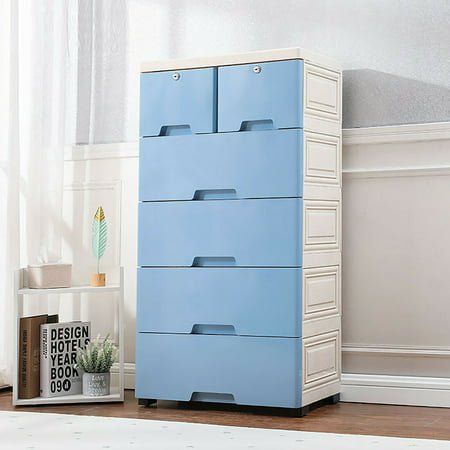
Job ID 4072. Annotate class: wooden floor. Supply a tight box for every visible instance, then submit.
[1,389,450,441]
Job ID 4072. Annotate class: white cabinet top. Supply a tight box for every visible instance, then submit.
[141,47,341,73]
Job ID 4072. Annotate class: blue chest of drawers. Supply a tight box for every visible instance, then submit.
[136,48,342,413]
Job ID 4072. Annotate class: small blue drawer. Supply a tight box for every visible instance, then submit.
[218,60,303,132]
[139,129,303,201]
[138,198,302,267]
[137,267,302,337]
[136,333,302,408]
[140,67,217,137]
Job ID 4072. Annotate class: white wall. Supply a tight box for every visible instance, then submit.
[75,0,450,143]
[64,122,450,405]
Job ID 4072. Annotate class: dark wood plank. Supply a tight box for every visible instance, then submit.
[1,389,450,441]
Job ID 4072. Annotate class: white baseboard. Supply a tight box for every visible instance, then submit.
[342,373,450,408]
[112,365,450,408]
[111,362,136,390]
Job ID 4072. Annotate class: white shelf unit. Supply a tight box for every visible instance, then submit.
[12,267,125,406]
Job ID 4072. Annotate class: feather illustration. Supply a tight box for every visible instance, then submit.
[92,206,107,274]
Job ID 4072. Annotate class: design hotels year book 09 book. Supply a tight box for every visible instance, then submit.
[40,321,91,397]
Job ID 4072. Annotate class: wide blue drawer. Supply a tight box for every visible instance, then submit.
[139,129,303,201]
[136,333,302,408]
[218,60,303,132]
[137,267,302,337]
[140,67,217,137]
[138,198,302,267]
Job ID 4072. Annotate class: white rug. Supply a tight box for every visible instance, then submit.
[1,411,449,450]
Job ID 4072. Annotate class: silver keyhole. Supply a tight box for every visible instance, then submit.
[172,72,180,81]
[253,65,261,74]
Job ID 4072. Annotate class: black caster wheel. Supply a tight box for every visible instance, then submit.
[138,398,157,407]
[329,393,340,405]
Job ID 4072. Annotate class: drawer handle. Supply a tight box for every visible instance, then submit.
[253,65,261,74]
[191,324,236,335]
[190,392,235,403]
[192,256,236,267]
[239,119,274,131]
[193,189,237,200]
[159,125,192,136]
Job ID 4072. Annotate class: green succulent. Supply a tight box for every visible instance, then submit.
[76,334,118,373]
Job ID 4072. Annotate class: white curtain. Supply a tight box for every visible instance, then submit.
[0,1,77,386]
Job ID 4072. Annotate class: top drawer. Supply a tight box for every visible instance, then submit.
[218,60,303,132]
[140,68,217,137]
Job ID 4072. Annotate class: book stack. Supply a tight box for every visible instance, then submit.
[18,316,90,399]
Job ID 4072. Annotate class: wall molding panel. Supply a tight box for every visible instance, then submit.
[343,166,450,179]
[343,344,450,358]
[342,120,450,407]
[343,121,450,145]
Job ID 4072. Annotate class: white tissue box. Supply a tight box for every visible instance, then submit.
[27,263,72,289]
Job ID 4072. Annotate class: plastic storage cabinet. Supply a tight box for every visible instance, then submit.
[137,48,342,415]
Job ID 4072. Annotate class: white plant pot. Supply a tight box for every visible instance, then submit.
[82,372,110,396]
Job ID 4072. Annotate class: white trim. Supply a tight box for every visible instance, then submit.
[111,362,135,390]
[343,121,450,145]
[140,47,341,73]
[341,373,450,408]
[342,344,450,358]
[64,142,138,161]
[343,166,450,179]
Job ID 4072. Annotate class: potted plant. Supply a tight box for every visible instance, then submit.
[76,334,118,396]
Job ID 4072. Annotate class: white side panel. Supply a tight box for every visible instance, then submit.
[303,315,340,338]
[303,250,341,268]
[303,184,341,201]
[304,132,341,186]
[304,115,341,137]
[303,265,340,321]
[303,200,340,251]
[304,64,341,121]
[302,380,340,407]
[301,57,342,407]
[303,331,340,391]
